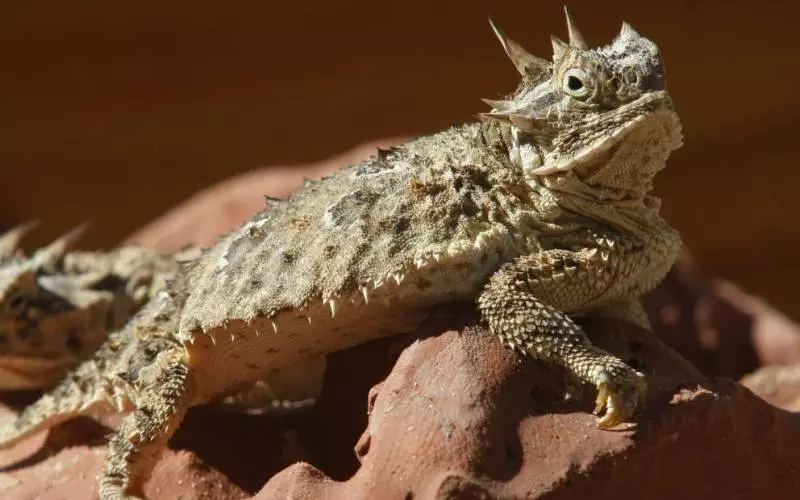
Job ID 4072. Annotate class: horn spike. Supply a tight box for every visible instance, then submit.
[488,17,549,77]
[479,111,513,124]
[0,220,39,260]
[563,6,588,49]
[620,21,642,39]
[32,223,88,267]
[551,35,569,62]
[481,98,513,111]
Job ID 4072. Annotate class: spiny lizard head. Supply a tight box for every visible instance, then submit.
[0,225,111,382]
[483,8,683,200]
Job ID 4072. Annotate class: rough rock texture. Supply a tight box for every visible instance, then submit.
[0,404,248,499]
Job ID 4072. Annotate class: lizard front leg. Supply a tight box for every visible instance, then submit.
[477,237,650,428]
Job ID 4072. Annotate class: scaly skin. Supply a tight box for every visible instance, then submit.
[0,226,320,407]
[0,224,182,390]
[0,10,684,499]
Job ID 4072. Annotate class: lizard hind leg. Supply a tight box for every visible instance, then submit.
[99,348,190,500]
[0,356,124,449]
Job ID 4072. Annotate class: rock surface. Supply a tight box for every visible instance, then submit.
[742,364,800,413]
[0,410,248,499]
[257,306,800,500]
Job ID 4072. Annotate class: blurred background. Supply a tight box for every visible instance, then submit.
[0,1,798,318]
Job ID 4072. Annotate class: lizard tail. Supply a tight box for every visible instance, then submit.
[0,353,129,449]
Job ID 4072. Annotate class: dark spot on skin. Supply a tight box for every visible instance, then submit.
[395,217,410,233]
[459,164,492,189]
[250,278,262,288]
[231,353,241,359]
[246,363,261,370]
[291,217,312,229]
[479,253,489,265]
[66,329,84,354]
[416,277,432,290]
[142,342,163,362]
[265,347,279,354]
[281,251,295,264]
[324,245,337,257]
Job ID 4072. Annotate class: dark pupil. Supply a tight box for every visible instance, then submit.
[567,76,584,91]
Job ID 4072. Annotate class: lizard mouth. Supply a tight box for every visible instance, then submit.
[530,91,683,176]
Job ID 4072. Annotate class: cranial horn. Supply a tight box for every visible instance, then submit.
[563,6,588,49]
[481,98,513,111]
[488,18,549,78]
[0,220,39,261]
[619,21,642,40]
[551,35,569,62]
[479,111,513,123]
[32,223,87,268]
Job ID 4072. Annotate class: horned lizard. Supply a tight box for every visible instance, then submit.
[0,224,318,410]
[0,223,181,390]
[0,9,684,499]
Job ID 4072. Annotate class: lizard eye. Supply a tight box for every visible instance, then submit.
[563,68,592,100]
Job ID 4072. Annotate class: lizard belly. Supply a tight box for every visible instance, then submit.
[185,256,501,403]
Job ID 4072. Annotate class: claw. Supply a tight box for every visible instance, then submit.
[593,373,611,415]
[593,369,647,429]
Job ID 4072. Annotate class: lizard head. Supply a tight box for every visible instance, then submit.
[483,8,682,200]
[0,227,113,389]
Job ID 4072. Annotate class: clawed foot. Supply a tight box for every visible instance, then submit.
[592,369,648,429]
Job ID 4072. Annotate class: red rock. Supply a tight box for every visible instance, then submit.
[643,252,800,380]
[0,407,248,500]
[257,305,800,500]
[741,364,800,413]
[642,253,759,379]
[715,281,800,368]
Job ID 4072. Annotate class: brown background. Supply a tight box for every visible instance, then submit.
[1,1,798,318]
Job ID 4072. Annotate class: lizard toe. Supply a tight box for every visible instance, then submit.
[593,368,647,429]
